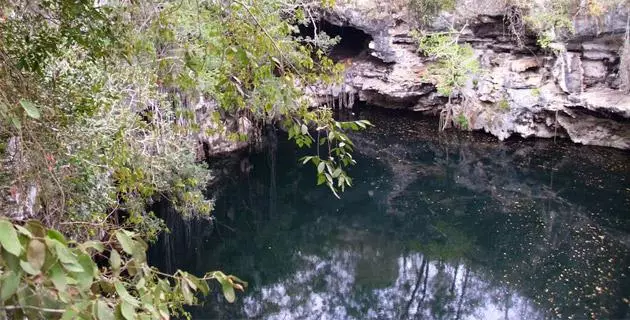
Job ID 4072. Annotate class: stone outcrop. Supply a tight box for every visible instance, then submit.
[192,96,257,158]
[308,0,630,149]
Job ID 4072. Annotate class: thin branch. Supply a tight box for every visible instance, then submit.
[0,305,65,314]
[231,0,304,78]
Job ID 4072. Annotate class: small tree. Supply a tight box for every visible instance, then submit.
[415,32,480,101]
[412,29,480,131]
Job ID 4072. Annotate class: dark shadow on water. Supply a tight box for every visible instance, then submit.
[149,107,630,320]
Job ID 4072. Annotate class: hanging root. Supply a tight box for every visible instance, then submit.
[505,5,527,48]
[439,104,455,131]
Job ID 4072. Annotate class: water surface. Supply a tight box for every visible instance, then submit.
[149,108,630,320]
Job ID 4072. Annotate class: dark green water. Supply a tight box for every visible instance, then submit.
[149,108,630,320]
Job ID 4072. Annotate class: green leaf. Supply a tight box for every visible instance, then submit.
[54,242,78,265]
[58,290,72,304]
[0,219,22,256]
[198,279,210,296]
[10,116,21,129]
[27,239,46,271]
[325,173,333,185]
[14,225,33,238]
[1,248,19,270]
[80,241,105,253]
[50,263,67,292]
[19,99,41,119]
[131,240,147,264]
[47,229,68,246]
[301,123,308,135]
[20,259,40,275]
[317,161,325,174]
[317,174,326,185]
[95,300,115,320]
[115,230,135,255]
[25,220,46,238]
[120,301,136,320]
[180,279,194,304]
[53,242,84,273]
[61,308,79,320]
[0,270,20,302]
[115,282,139,307]
[99,279,115,295]
[182,273,197,290]
[77,253,96,277]
[75,253,96,291]
[110,249,121,274]
[221,280,236,303]
[63,262,85,273]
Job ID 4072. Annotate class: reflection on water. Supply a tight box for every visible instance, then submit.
[149,108,630,319]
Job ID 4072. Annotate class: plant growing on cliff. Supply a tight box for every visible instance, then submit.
[506,0,630,49]
[455,113,469,130]
[408,0,457,26]
[498,98,511,111]
[414,32,480,101]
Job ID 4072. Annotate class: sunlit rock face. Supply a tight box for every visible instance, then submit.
[307,0,630,149]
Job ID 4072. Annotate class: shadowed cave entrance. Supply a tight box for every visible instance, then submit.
[298,19,373,61]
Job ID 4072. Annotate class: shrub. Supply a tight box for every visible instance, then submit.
[408,0,457,26]
[455,113,470,130]
[0,0,370,317]
[498,98,511,111]
[414,33,480,100]
[0,218,246,319]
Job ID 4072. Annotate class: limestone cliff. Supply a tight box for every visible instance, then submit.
[307,0,630,149]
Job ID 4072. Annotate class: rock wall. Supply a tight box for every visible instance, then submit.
[191,96,257,159]
[308,0,630,149]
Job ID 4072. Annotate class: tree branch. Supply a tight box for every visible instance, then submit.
[0,305,65,314]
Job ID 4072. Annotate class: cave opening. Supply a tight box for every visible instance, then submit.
[298,20,373,62]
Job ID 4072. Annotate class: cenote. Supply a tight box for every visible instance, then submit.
[148,107,630,320]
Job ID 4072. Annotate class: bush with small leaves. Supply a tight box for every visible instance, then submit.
[0,0,371,318]
[413,33,480,101]
[0,218,246,319]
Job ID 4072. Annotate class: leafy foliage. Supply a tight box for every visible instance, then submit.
[0,218,246,319]
[288,109,373,197]
[507,0,630,48]
[454,113,469,130]
[498,98,511,111]
[414,33,480,99]
[0,0,369,318]
[408,0,456,26]
[0,0,359,233]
